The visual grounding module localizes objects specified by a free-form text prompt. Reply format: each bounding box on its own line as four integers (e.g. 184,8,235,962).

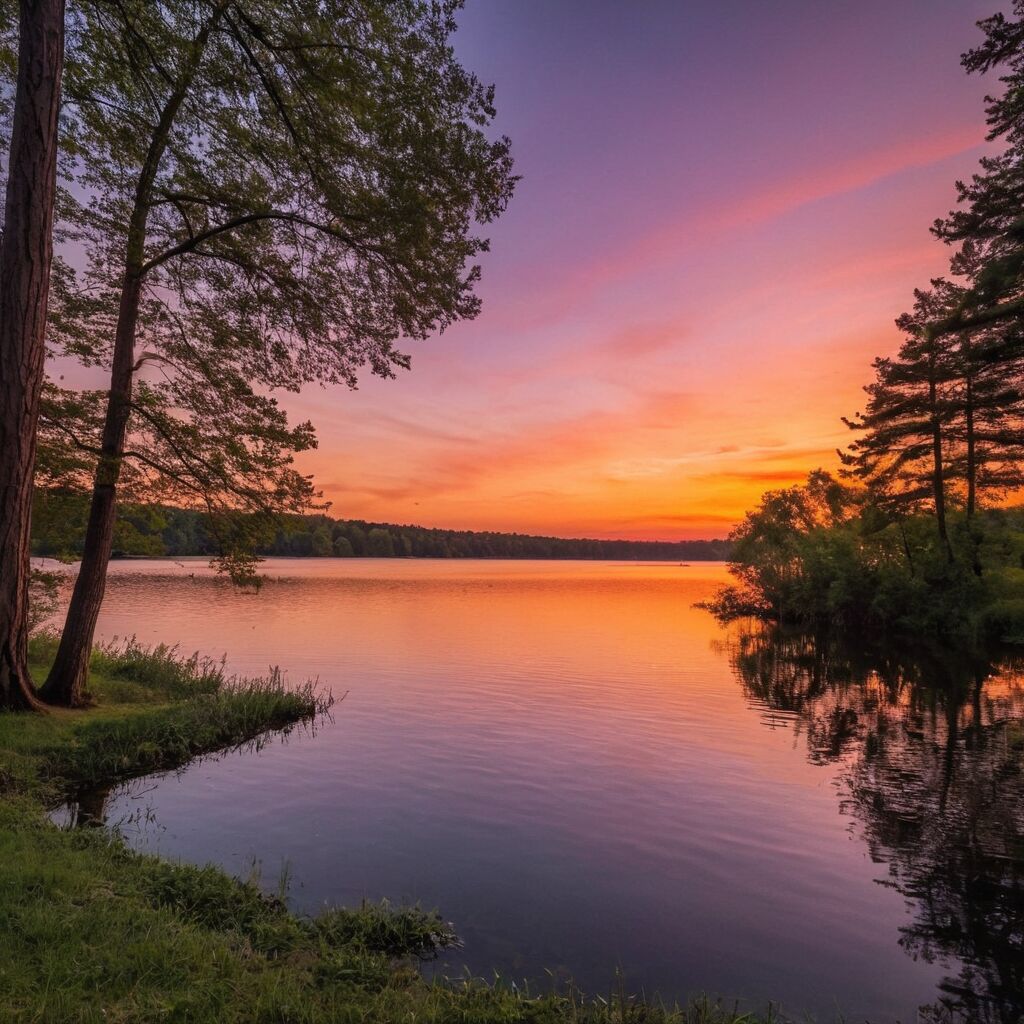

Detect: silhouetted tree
730,628,1024,1023
703,470,862,624
332,535,354,558
930,5,1024,341
42,0,516,705
0,0,64,710
842,287,960,561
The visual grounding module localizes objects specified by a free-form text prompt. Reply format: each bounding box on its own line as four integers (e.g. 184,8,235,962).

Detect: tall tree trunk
40,271,141,706
963,365,984,577
928,367,954,563
897,517,916,576
964,342,977,520
41,10,222,705
0,0,65,712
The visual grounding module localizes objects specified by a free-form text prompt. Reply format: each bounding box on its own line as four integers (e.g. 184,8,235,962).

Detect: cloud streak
289,6,992,541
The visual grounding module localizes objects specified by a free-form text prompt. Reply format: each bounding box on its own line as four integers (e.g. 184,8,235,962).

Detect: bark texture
0,0,65,711
42,12,220,705
41,273,141,705
928,369,954,564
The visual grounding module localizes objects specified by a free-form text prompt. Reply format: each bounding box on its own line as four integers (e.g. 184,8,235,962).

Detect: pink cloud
485,125,984,332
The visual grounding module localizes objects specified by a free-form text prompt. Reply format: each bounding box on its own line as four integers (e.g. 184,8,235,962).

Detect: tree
840,7,1024,565
332,535,354,558
928,5,1024,341
0,0,65,710
365,527,394,557
843,275,1024,566
703,470,860,624
842,286,960,561
310,524,332,557
346,524,367,556
945,313,1024,521
42,0,516,705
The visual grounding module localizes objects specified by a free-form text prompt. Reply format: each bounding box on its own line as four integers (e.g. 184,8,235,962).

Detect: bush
703,471,1024,644
979,598,1024,644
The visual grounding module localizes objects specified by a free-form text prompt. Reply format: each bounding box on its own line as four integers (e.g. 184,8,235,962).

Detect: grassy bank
1,638,774,1024
4,636,328,801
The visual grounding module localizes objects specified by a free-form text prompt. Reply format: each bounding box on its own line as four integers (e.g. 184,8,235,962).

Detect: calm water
50,559,1024,1023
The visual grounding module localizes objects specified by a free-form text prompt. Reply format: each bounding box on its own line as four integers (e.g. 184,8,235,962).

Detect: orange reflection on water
66,557,983,1021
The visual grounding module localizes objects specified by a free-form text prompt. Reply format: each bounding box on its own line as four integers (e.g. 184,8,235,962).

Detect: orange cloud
291,109,987,543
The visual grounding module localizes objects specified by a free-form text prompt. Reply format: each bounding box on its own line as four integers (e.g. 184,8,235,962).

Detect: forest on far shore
31,492,730,562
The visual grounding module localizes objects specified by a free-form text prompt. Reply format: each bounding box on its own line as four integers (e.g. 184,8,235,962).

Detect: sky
295,0,1002,540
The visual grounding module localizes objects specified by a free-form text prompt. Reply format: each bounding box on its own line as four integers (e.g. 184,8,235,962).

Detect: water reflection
44,560,999,1020
57,779,163,833
54,716,327,834
64,782,113,828
730,629,1024,1023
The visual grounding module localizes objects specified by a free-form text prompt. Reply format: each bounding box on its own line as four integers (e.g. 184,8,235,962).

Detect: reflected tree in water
67,783,112,829
727,629,1024,1023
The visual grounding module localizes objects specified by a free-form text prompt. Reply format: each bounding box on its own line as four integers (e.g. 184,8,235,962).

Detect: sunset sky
296,0,999,540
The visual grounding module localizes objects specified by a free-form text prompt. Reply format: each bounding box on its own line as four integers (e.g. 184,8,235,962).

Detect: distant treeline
32,492,730,562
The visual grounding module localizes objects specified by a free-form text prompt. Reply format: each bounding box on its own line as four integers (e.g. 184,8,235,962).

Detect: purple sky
291,1,999,538
64,1,1007,538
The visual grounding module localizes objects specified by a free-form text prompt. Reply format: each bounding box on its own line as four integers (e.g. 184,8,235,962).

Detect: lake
50,558,1024,1023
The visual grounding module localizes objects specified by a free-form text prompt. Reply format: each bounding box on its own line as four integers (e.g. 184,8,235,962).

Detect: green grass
0,637,781,1024
1,634,328,803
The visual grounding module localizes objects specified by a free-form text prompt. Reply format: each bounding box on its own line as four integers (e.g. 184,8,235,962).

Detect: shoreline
0,635,775,1024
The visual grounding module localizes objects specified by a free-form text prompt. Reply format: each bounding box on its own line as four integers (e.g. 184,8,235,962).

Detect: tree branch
140,209,391,275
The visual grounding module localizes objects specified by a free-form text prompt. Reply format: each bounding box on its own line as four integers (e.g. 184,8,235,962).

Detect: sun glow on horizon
287,0,996,541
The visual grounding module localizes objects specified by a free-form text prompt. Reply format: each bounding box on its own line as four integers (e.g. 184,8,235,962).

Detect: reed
5,635,330,803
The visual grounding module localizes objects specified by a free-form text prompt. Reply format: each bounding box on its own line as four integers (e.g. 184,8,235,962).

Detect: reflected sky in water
51,559,1024,1022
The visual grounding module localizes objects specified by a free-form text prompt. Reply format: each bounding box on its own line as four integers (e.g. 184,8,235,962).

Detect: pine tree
930,4,1024,338
842,287,960,561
